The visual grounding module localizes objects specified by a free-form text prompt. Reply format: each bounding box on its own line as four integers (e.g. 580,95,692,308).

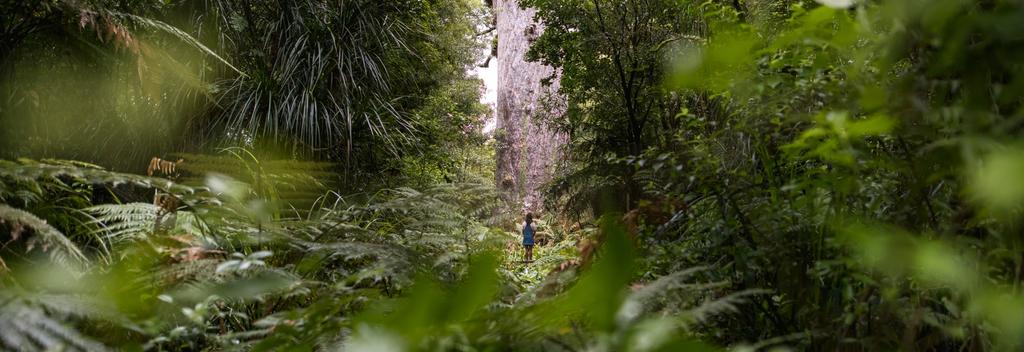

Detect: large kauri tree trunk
494,0,565,213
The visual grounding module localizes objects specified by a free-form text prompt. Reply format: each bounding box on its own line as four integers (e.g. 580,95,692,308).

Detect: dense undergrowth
6,0,1024,351
0,156,752,351
527,0,1024,350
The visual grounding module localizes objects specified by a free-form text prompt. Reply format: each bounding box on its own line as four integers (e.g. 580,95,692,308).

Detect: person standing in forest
523,213,535,262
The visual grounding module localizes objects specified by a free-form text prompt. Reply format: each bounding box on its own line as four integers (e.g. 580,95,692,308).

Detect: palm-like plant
196,0,422,163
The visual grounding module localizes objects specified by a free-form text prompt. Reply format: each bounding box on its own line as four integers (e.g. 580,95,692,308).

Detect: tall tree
494,0,566,212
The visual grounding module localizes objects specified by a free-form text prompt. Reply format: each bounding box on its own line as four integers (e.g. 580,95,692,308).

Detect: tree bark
494,0,565,213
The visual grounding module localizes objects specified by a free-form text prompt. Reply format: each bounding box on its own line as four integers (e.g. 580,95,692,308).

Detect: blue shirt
522,223,534,245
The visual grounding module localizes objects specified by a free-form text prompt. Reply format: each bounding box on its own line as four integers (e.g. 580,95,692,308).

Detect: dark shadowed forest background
4,0,1024,351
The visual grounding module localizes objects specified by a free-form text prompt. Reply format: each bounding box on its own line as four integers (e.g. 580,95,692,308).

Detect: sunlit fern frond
0,205,88,271
87,203,158,243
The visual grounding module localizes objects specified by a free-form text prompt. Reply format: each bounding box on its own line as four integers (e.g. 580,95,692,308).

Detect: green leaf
845,114,895,137
969,148,1024,213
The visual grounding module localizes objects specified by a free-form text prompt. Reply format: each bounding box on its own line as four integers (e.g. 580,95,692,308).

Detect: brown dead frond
146,157,183,177
77,9,139,54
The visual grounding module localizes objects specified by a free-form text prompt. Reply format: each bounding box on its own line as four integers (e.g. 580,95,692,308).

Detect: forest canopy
3,0,1024,351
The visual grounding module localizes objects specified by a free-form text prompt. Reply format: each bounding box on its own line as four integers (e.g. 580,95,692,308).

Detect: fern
152,259,221,286
87,203,158,243
619,265,770,325
0,205,88,271
5,157,539,350
682,288,770,325
0,159,199,200
0,292,112,352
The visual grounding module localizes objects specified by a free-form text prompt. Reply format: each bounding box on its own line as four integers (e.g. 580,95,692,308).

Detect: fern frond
628,266,713,305
87,203,158,243
152,258,220,286
0,205,88,271
683,289,770,325
0,293,111,352
0,159,198,197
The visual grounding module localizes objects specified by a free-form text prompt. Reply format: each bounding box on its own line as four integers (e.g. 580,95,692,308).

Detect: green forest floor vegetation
0,158,758,351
